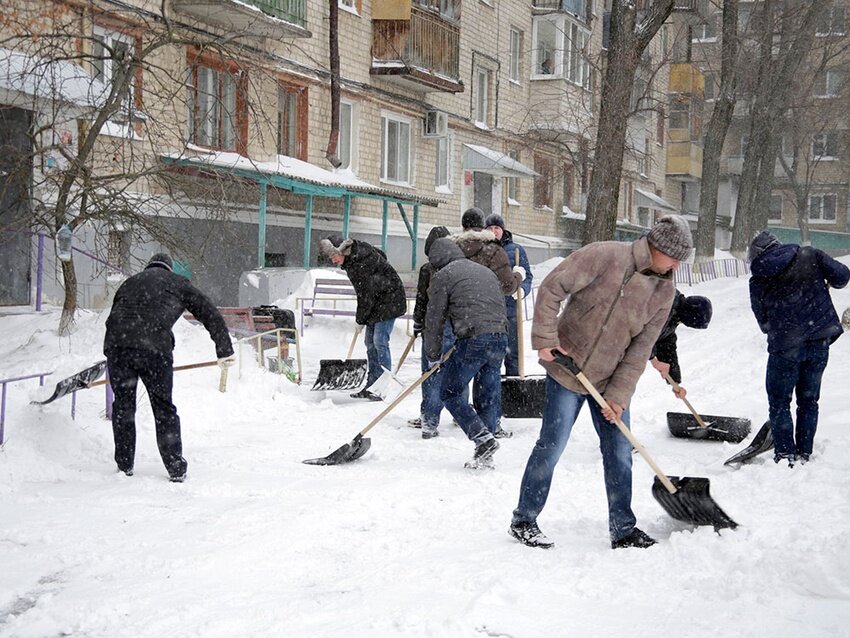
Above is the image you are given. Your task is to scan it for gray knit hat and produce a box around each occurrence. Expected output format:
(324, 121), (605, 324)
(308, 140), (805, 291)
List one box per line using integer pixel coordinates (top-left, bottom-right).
(146, 252), (173, 271)
(319, 237), (354, 260)
(647, 215), (693, 261)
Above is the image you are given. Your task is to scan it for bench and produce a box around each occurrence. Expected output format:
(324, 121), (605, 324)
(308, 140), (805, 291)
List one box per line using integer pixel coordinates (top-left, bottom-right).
(298, 277), (417, 335)
(183, 307), (294, 360)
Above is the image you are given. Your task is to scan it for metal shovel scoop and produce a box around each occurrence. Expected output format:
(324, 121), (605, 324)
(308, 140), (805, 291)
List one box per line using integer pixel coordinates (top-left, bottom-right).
(663, 372), (751, 443)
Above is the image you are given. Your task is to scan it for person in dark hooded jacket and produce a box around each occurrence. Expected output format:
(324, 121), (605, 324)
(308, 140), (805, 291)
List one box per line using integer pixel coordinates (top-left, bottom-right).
(748, 229), (850, 465)
(648, 290), (712, 398)
(409, 226), (467, 437)
(423, 237), (507, 469)
(103, 252), (234, 482)
(320, 236), (407, 400)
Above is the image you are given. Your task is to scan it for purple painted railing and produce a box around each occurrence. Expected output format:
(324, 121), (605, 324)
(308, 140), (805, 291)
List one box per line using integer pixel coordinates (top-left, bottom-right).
(0, 372), (49, 445)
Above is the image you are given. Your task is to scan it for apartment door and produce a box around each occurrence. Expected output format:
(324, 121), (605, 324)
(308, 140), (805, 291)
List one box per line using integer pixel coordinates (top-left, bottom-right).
(473, 172), (493, 217)
(0, 107), (33, 306)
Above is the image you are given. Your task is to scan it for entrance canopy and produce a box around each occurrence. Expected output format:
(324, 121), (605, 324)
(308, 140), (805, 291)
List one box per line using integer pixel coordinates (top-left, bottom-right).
(634, 187), (677, 212)
(161, 151), (440, 270)
(462, 144), (538, 178)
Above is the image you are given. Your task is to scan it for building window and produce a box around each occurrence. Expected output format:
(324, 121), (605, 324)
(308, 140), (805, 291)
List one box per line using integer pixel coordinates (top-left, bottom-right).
(534, 154), (553, 209)
(339, 0), (361, 13)
(507, 149), (519, 204)
(768, 194), (783, 223)
(817, 7), (847, 36)
(812, 132), (841, 159)
(381, 113), (412, 185)
(704, 71), (717, 101)
(278, 82), (307, 159)
(531, 15), (591, 87)
(474, 67), (492, 127)
(435, 132), (452, 191)
(809, 193), (837, 222)
(187, 58), (244, 152)
(692, 19), (717, 42)
(509, 28), (523, 83)
(562, 164), (574, 211)
(338, 100), (357, 171)
(92, 26), (136, 114)
(813, 70), (843, 98)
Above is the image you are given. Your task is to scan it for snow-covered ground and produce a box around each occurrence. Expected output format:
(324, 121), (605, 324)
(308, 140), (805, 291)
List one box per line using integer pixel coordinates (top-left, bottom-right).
(2, 260), (850, 637)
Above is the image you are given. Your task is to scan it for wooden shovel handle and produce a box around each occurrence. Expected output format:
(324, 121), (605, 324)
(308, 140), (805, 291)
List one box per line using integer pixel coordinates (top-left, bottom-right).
(554, 353), (677, 495)
(88, 360), (220, 388)
(662, 371), (708, 429)
(346, 324), (363, 360)
(394, 334), (417, 374)
(515, 248), (525, 379)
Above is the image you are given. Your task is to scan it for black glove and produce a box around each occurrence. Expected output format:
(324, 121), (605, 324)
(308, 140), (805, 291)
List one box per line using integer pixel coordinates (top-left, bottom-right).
(413, 322), (423, 337)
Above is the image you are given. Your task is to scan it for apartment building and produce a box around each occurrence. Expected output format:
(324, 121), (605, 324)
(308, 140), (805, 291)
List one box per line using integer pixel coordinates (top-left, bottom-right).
(0, 0), (674, 306)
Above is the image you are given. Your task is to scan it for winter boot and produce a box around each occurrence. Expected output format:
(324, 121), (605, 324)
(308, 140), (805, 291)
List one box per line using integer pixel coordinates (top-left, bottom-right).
(611, 528), (656, 549)
(408, 417), (423, 428)
(774, 452), (796, 467)
(117, 466), (133, 477)
(421, 427), (439, 440)
(169, 471), (187, 483)
(494, 426), (513, 439)
(464, 437), (499, 470)
(509, 521), (555, 549)
(350, 389), (382, 401)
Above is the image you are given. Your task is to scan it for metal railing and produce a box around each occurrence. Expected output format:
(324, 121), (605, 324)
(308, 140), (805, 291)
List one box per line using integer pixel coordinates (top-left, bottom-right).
(1, 371), (50, 445)
(373, 7), (460, 80)
(674, 257), (750, 286)
(250, 0), (307, 28)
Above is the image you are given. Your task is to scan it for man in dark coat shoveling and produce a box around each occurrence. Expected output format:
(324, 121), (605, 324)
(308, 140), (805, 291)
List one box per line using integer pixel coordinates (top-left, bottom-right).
(320, 236), (407, 401)
(748, 230), (849, 466)
(103, 252), (234, 482)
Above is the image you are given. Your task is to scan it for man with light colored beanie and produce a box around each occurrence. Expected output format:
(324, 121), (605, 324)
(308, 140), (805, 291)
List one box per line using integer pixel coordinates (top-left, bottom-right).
(509, 214), (690, 550)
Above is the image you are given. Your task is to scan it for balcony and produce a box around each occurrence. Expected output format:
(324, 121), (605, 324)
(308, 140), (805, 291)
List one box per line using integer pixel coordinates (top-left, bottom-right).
(667, 140), (703, 180)
(172, 0), (310, 41)
(371, 6), (463, 93)
(669, 63), (704, 96)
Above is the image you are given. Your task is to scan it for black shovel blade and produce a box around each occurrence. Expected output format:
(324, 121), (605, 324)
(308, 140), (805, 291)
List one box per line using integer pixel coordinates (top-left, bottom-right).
(31, 361), (107, 405)
(311, 359), (367, 391)
(667, 412), (751, 443)
(302, 434), (372, 466)
(501, 376), (547, 419)
(652, 476), (738, 530)
(724, 421), (774, 466)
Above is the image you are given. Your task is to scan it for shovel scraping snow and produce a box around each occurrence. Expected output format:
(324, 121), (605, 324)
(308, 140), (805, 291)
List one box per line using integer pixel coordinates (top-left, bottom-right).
(312, 325), (367, 391)
(31, 361), (107, 405)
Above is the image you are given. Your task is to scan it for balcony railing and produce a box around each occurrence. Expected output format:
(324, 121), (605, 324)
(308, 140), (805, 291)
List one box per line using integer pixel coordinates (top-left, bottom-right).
(251, 0), (307, 27)
(172, 0), (309, 39)
(372, 6), (462, 92)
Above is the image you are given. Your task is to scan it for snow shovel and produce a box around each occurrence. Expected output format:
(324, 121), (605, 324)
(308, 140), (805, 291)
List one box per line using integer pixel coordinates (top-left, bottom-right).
(369, 335), (418, 401)
(553, 352), (738, 530)
(303, 347), (454, 466)
(662, 371), (751, 443)
(31, 360), (107, 405)
(724, 421), (774, 466)
(86, 360), (222, 389)
(311, 325), (367, 391)
(502, 251), (546, 419)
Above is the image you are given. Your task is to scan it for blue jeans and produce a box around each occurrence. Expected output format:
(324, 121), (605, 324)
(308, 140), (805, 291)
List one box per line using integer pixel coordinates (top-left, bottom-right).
(364, 319), (395, 389)
(420, 322), (466, 429)
(440, 333), (507, 444)
(512, 375), (636, 542)
(766, 340), (830, 457)
(504, 312), (519, 376)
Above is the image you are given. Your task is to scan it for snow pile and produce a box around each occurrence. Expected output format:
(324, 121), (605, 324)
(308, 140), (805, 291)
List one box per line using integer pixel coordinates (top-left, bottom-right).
(1, 261), (850, 636)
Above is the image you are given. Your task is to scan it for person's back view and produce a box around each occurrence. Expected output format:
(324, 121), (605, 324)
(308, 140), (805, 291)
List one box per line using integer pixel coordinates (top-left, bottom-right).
(104, 253), (234, 481)
(748, 230), (850, 465)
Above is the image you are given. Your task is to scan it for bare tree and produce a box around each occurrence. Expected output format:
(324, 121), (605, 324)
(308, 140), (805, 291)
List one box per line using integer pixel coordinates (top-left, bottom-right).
(695, 0), (738, 262)
(582, 0), (675, 244)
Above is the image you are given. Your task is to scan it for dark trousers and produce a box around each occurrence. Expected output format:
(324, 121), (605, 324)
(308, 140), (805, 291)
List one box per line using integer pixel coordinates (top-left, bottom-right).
(766, 340), (830, 457)
(106, 348), (186, 477)
(504, 312), (520, 376)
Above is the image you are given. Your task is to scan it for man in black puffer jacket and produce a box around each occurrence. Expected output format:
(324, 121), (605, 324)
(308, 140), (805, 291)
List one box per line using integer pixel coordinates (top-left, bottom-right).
(749, 230), (850, 466)
(424, 238), (507, 469)
(104, 253), (234, 482)
(320, 236), (407, 400)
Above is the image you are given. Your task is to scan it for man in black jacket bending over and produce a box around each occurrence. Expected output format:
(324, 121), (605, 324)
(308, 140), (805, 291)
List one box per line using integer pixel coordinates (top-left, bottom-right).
(103, 253), (234, 482)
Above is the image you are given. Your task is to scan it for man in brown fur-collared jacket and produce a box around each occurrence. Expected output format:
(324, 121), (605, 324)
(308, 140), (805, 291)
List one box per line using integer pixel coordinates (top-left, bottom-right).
(453, 207), (522, 297)
(508, 215), (692, 551)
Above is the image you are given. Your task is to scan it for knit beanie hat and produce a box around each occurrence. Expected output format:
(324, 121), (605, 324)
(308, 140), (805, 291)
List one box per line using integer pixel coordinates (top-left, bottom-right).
(747, 230), (781, 262)
(146, 252), (173, 271)
(484, 213), (506, 230)
(319, 237), (354, 260)
(647, 215), (693, 261)
(679, 295), (712, 329)
(461, 207), (485, 230)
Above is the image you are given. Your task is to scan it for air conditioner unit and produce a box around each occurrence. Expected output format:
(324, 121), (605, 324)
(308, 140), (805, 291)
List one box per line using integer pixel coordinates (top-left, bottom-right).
(423, 110), (448, 137)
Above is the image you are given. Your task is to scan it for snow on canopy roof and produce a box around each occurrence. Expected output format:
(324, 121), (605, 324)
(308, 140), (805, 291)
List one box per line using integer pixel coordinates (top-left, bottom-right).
(162, 149), (442, 207)
(0, 47), (108, 109)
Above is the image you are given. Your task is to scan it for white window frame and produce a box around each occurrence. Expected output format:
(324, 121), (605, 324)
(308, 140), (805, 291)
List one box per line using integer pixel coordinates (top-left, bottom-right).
(92, 26), (135, 116)
(531, 15), (591, 88)
(338, 99), (358, 172)
(339, 0), (359, 15)
(380, 112), (413, 186)
(813, 70), (842, 98)
(474, 67), (491, 127)
(509, 28), (523, 84)
(768, 193), (783, 223)
(506, 149), (519, 205)
(817, 7), (847, 37)
(692, 19), (717, 42)
(435, 130), (453, 193)
(188, 63), (239, 151)
(812, 132), (840, 160)
(808, 193), (838, 223)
